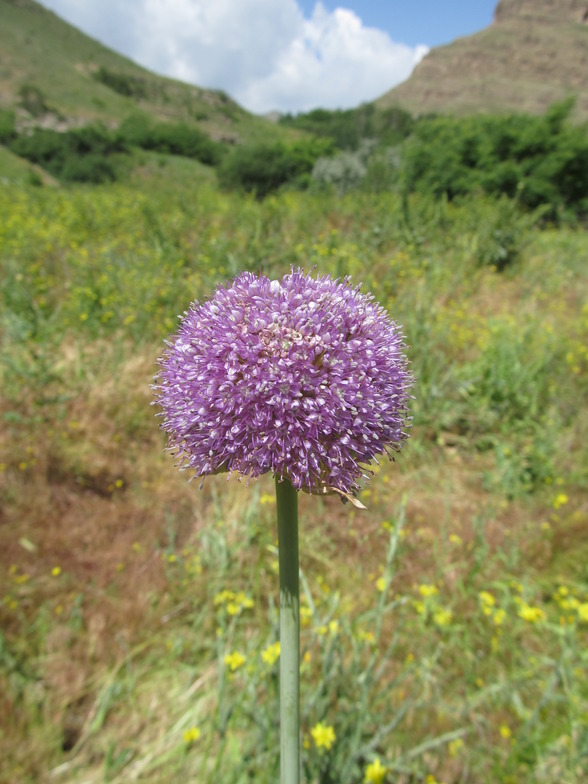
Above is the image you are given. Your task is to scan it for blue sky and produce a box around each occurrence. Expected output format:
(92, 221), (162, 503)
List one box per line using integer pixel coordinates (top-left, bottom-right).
(297, 1), (497, 48)
(40, 0), (499, 114)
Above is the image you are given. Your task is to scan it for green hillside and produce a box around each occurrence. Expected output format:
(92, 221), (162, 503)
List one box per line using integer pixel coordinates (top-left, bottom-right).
(0, 0), (287, 145)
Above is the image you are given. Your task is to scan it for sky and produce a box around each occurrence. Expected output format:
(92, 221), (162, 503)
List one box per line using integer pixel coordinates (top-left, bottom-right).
(39, 0), (497, 115)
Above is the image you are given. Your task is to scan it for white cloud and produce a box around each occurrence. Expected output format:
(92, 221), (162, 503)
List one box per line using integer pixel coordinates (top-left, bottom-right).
(40, 0), (428, 114)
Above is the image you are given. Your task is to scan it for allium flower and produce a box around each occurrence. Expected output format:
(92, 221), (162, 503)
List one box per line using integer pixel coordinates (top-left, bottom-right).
(155, 269), (412, 497)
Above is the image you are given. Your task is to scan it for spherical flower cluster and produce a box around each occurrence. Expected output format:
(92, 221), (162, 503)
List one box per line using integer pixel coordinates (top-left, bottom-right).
(154, 269), (412, 496)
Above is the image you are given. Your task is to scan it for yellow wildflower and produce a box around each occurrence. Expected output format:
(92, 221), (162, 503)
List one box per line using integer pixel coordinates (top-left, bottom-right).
(479, 591), (496, 607)
(224, 651), (246, 672)
(235, 592), (254, 609)
(449, 534), (463, 545)
(448, 738), (463, 757)
(433, 608), (452, 626)
(226, 602), (241, 616)
(214, 589), (236, 605)
(493, 608), (507, 625)
(499, 724), (512, 739)
(418, 584), (438, 598)
(518, 604), (545, 623)
(261, 642), (280, 666)
(311, 722), (336, 751)
(376, 577), (386, 592)
(328, 620), (339, 636)
(51, 566), (62, 577)
(577, 603), (588, 623)
(364, 757), (388, 783)
(260, 493), (275, 505)
(552, 493), (568, 509)
(183, 726), (201, 743)
(358, 629), (375, 644)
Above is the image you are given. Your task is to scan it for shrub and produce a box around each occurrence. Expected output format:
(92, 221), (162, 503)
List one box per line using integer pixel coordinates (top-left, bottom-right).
(93, 67), (148, 100)
(117, 113), (222, 165)
(18, 83), (49, 117)
(0, 109), (16, 145)
(60, 154), (116, 184)
(218, 138), (333, 197)
(10, 124), (125, 183)
(401, 100), (588, 220)
(278, 104), (412, 151)
(312, 140), (377, 194)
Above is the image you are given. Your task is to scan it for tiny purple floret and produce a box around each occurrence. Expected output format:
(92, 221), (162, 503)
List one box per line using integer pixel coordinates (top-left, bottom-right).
(154, 270), (413, 496)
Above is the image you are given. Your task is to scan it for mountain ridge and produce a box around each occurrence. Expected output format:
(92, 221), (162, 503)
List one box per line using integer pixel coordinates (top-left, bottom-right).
(377, 0), (588, 121)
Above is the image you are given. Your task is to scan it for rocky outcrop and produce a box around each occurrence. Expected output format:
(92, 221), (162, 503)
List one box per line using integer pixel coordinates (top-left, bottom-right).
(494, 0), (588, 24)
(376, 0), (588, 120)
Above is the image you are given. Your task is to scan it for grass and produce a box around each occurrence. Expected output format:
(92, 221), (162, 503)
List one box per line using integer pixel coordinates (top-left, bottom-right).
(0, 175), (587, 783)
(0, 0), (295, 146)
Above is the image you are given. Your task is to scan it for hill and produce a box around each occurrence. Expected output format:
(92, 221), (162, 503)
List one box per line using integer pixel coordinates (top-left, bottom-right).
(0, 0), (286, 145)
(376, 0), (588, 121)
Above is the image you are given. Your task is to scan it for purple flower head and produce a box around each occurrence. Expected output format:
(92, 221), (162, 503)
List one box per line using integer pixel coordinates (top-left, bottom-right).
(154, 270), (413, 497)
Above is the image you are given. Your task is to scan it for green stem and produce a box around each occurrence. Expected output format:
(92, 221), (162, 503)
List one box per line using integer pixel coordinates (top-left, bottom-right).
(275, 476), (300, 784)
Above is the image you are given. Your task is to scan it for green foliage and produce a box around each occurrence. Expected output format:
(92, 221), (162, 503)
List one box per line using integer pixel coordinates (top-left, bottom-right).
(117, 112), (222, 165)
(311, 140), (377, 194)
(92, 66), (148, 100)
(1, 180), (587, 783)
(218, 138), (334, 197)
(18, 83), (49, 117)
(402, 100), (588, 220)
(0, 109), (17, 145)
(279, 103), (413, 150)
(460, 195), (548, 271)
(10, 124), (125, 183)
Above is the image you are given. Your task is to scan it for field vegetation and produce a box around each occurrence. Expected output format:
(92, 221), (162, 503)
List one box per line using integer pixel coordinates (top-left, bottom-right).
(2, 3), (587, 781)
(1, 157), (587, 783)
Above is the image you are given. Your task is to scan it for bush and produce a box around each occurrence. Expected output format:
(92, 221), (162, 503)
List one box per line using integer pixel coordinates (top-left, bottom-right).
(93, 67), (148, 100)
(464, 195), (547, 271)
(60, 154), (116, 184)
(311, 140), (377, 194)
(0, 110), (16, 145)
(117, 113), (222, 165)
(218, 138), (333, 197)
(18, 83), (49, 117)
(279, 104), (413, 151)
(402, 100), (588, 220)
(10, 124), (125, 183)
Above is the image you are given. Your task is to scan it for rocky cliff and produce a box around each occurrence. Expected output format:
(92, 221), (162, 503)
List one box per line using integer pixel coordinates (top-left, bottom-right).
(376, 0), (588, 120)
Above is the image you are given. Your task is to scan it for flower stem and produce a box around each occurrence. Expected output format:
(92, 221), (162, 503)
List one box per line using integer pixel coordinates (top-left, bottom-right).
(275, 476), (300, 784)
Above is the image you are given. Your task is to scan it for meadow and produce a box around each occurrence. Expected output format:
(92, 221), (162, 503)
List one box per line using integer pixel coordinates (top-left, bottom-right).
(1, 170), (587, 783)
